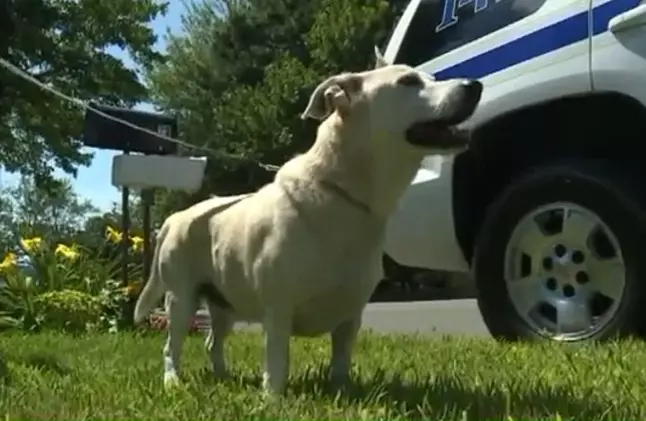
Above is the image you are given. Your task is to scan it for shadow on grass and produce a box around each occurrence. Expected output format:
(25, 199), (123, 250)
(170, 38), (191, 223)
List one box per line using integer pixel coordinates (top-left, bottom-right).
(19, 353), (72, 376)
(195, 366), (607, 419)
(0, 352), (9, 386)
(0, 350), (72, 387)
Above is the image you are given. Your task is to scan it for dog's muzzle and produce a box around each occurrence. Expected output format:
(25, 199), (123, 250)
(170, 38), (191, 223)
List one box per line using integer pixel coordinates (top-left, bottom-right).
(443, 79), (483, 125)
(405, 79), (482, 149)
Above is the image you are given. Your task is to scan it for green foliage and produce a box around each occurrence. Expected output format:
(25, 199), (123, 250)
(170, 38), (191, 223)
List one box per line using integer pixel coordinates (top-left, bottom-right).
(0, 176), (152, 328)
(0, 268), (40, 332)
(0, 0), (167, 183)
(33, 290), (104, 333)
(0, 232), (143, 333)
(77, 193), (147, 264)
(307, 0), (393, 73)
(203, 54), (320, 195)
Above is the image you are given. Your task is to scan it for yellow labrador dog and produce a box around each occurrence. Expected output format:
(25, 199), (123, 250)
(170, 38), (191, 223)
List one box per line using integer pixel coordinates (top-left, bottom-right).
(134, 49), (482, 396)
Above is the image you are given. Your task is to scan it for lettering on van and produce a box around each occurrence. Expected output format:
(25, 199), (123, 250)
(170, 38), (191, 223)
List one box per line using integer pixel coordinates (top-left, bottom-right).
(436, 0), (504, 32)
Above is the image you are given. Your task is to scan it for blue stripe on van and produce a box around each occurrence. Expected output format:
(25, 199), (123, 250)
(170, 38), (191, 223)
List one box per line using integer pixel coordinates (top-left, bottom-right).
(434, 0), (640, 80)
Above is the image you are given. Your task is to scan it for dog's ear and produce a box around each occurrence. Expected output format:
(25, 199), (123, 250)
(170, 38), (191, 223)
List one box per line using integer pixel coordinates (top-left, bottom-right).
(374, 46), (389, 69)
(300, 73), (363, 121)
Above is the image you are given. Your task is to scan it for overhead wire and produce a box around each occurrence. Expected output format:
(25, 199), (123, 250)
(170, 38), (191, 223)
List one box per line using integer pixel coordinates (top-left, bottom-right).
(0, 56), (281, 172)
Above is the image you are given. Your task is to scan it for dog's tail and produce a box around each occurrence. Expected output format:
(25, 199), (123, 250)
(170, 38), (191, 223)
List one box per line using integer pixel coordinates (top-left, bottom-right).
(133, 222), (170, 325)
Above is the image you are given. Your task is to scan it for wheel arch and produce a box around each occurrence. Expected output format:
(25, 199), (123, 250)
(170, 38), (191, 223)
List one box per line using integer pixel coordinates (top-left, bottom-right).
(453, 91), (646, 264)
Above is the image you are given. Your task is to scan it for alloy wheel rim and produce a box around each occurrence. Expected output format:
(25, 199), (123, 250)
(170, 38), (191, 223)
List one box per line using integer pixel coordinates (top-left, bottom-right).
(504, 202), (626, 341)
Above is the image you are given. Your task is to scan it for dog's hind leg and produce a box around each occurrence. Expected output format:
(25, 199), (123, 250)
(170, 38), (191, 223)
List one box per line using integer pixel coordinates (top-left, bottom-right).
(329, 312), (362, 386)
(204, 303), (234, 379)
(262, 308), (292, 396)
(163, 290), (197, 388)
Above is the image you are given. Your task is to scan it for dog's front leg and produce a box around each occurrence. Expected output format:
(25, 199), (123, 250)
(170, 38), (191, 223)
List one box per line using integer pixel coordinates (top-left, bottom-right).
(329, 313), (362, 386)
(262, 309), (292, 396)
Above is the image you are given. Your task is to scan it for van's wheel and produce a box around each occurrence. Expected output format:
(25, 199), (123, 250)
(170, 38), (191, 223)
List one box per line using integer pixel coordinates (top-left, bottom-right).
(473, 162), (646, 341)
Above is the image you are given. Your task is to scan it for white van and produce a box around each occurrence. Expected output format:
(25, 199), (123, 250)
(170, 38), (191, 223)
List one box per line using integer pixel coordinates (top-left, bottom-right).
(382, 0), (646, 341)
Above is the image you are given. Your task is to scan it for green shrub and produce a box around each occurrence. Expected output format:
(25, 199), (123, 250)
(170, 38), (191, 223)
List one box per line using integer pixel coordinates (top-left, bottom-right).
(0, 230), (144, 332)
(33, 290), (104, 333)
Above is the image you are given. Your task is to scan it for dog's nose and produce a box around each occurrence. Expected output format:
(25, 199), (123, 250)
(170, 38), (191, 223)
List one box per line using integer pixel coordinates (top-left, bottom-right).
(459, 79), (483, 101)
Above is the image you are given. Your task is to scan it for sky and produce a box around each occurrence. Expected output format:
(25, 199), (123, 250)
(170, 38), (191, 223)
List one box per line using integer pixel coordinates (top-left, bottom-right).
(1, 1), (188, 211)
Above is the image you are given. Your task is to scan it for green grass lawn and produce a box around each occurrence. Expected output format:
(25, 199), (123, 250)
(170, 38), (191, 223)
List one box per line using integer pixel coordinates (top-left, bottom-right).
(1, 330), (645, 420)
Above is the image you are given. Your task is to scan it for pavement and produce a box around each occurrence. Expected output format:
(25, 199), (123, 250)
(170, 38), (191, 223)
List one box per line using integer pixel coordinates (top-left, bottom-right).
(192, 299), (490, 337)
(358, 299), (488, 336)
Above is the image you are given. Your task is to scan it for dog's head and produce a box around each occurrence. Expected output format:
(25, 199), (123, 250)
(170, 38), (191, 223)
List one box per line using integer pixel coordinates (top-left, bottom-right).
(300, 48), (482, 155)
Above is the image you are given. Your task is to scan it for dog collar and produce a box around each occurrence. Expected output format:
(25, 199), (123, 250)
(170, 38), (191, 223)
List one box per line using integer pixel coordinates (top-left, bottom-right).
(317, 179), (372, 214)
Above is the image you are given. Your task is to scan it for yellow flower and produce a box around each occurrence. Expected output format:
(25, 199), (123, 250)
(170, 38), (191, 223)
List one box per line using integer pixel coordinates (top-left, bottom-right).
(124, 280), (143, 296)
(55, 244), (79, 260)
(20, 237), (42, 253)
(106, 226), (123, 243)
(0, 252), (18, 272)
(130, 235), (144, 252)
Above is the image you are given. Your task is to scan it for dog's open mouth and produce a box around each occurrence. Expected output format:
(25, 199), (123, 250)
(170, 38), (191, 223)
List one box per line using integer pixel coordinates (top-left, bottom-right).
(405, 121), (470, 150)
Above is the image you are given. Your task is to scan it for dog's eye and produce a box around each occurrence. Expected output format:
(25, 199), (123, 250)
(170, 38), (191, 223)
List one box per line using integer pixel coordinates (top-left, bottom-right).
(396, 73), (424, 87)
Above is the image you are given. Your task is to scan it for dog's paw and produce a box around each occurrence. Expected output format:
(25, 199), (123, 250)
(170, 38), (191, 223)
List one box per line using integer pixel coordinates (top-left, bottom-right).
(330, 377), (351, 393)
(328, 370), (354, 395)
(261, 374), (286, 400)
(163, 372), (182, 389)
(261, 388), (282, 404)
(329, 368), (351, 386)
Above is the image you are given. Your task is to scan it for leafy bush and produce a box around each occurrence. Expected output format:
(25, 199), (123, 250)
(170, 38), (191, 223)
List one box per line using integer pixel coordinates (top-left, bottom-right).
(0, 227), (144, 333)
(33, 290), (104, 333)
(0, 266), (40, 331)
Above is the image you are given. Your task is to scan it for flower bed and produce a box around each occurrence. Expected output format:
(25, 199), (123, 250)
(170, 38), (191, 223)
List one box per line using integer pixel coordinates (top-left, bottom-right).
(147, 311), (211, 333)
(0, 227), (146, 333)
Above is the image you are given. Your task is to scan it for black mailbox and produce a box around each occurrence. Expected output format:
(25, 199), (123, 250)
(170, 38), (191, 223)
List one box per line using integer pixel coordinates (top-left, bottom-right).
(82, 102), (179, 155)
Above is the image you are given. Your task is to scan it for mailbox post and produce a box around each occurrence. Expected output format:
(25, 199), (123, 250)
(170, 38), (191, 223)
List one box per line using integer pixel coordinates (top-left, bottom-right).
(82, 103), (181, 324)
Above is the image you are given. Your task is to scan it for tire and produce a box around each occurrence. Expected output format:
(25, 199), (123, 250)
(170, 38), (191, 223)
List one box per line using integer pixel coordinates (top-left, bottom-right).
(473, 161), (646, 341)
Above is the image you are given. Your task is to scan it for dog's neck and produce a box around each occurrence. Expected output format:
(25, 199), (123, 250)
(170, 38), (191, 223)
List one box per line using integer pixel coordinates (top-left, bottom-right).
(280, 114), (424, 218)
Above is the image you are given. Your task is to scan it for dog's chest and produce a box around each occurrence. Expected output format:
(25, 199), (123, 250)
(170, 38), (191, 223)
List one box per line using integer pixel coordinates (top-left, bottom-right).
(290, 261), (382, 336)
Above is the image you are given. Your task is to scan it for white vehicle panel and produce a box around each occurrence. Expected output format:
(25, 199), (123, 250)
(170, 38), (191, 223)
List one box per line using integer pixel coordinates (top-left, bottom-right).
(591, 0), (646, 102)
(385, 156), (468, 271)
(466, 40), (590, 129)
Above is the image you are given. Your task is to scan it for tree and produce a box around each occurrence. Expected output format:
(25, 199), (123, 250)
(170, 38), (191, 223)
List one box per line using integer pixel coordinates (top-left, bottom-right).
(0, 0), (167, 183)
(80, 191), (146, 241)
(148, 0), (325, 202)
(0, 175), (98, 252)
(147, 0), (400, 220)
